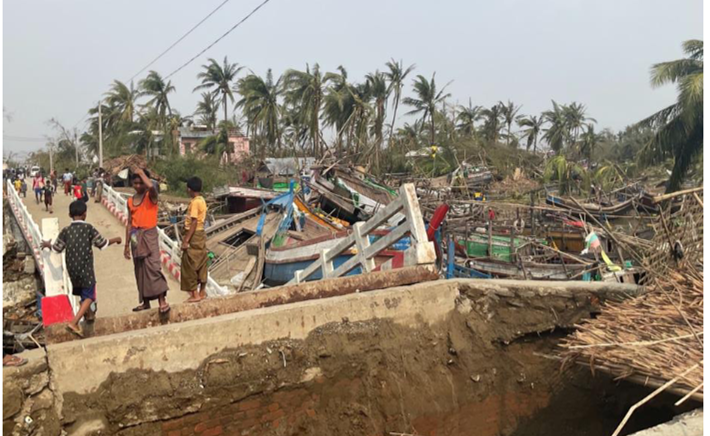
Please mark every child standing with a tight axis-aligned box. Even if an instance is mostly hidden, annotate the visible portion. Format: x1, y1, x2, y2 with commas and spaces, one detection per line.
181, 177, 208, 303
73, 182, 83, 201
13, 177, 21, 193
42, 200, 122, 337
43, 179, 54, 214
20, 179, 28, 198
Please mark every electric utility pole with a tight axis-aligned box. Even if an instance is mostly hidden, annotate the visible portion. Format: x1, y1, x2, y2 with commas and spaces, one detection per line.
98, 101, 103, 168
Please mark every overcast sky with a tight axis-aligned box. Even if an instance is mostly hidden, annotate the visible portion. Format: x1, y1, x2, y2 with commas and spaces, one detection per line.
3, 0, 703, 156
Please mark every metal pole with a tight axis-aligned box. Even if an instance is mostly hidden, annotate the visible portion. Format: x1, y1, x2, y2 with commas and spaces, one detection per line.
49, 142, 54, 174
98, 101, 104, 168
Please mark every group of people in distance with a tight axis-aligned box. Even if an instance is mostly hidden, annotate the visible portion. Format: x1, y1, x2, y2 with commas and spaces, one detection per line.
41, 167, 209, 338
11, 170, 56, 213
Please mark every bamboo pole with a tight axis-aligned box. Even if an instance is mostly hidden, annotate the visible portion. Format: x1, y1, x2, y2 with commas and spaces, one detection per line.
652, 187, 703, 204
611, 363, 702, 436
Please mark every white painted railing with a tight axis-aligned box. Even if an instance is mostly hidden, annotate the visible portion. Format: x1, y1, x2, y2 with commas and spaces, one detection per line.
6, 179, 44, 272
100, 183, 229, 296
5, 180, 78, 314
291, 183, 436, 284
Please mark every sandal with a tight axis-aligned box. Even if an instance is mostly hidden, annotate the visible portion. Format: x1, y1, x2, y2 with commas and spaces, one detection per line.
159, 304, 171, 314
132, 305, 150, 312
66, 324, 84, 338
3, 355, 27, 367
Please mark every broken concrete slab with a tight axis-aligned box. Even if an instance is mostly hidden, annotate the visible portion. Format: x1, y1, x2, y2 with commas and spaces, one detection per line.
627, 409, 703, 436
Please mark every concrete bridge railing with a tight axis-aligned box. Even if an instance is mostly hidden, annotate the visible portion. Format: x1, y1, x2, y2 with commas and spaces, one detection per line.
100, 183, 230, 297
5, 179, 78, 314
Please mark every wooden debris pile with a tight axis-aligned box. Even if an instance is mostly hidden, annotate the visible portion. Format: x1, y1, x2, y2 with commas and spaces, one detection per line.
560, 265, 703, 400
641, 188, 703, 278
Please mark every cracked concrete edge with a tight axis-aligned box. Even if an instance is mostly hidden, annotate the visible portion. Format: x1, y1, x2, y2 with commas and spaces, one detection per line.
627, 408, 703, 436
45, 279, 461, 397
3, 347, 64, 433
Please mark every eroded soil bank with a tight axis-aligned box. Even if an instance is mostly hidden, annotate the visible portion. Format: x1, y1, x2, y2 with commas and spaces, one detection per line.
49, 281, 696, 436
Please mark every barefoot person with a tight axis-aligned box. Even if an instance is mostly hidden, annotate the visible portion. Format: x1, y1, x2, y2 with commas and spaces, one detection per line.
125, 168, 170, 313
181, 177, 208, 303
43, 178, 54, 214
42, 200, 122, 337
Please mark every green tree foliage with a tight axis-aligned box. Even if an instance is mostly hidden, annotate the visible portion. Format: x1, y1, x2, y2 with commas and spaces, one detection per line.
517, 115, 543, 152
481, 103, 504, 144
544, 154, 589, 195
154, 154, 233, 194
456, 99, 483, 138
49, 48, 699, 187
139, 71, 175, 123
384, 59, 415, 140
194, 57, 242, 123
283, 64, 326, 156
638, 40, 703, 192
236, 69, 283, 155
499, 100, 521, 147
402, 73, 451, 145
194, 92, 219, 130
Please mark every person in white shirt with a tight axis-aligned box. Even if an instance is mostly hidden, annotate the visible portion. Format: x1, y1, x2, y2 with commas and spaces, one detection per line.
62, 168, 73, 196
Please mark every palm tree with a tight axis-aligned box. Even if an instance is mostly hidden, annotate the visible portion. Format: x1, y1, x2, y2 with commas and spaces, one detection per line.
384, 59, 415, 140
283, 64, 326, 155
105, 80, 138, 124
395, 120, 423, 152
499, 100, 522, 147
564, 102, 596, 144
323, 66, 355, 155
517, 115, 544, 152
200, 126, 231, 156
280, 106, 309, 152
235, 69, 283, 154
402, 73, 451, 145
194, 92, 219, 130
542, 100, 568, 153
346, 82, 374, 159
580, 124, 601, 161
481, 103, 504, 144
544, 154, 589, 195
139, 71, 175, 124
456, 99, 483, 137
638, 40, 703, 192
365, 71, 388, 173
194, 57, 243, 123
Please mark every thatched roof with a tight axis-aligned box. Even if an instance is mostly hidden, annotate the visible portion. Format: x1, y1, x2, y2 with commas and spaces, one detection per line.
560, 266, 703, 399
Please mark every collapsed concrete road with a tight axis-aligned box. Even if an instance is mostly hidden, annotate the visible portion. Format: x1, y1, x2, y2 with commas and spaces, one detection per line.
3, 278, 699, 436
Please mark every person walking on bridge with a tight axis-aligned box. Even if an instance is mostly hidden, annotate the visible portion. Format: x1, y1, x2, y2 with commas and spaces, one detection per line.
32, 172, 44, 204
125, 168, 171, 313
42, 200, 122, 337
62, 168, 73, 196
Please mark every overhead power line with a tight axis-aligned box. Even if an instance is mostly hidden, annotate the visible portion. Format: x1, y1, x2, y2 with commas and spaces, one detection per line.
68, 0, 271, 134
127, 0, 233, 83
165, 0, 273, 80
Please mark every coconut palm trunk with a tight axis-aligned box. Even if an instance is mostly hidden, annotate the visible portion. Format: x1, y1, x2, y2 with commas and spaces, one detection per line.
223, 92, 228, 123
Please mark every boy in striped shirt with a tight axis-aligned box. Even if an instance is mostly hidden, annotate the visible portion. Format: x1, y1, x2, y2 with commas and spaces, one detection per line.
42, 200, 122, 337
